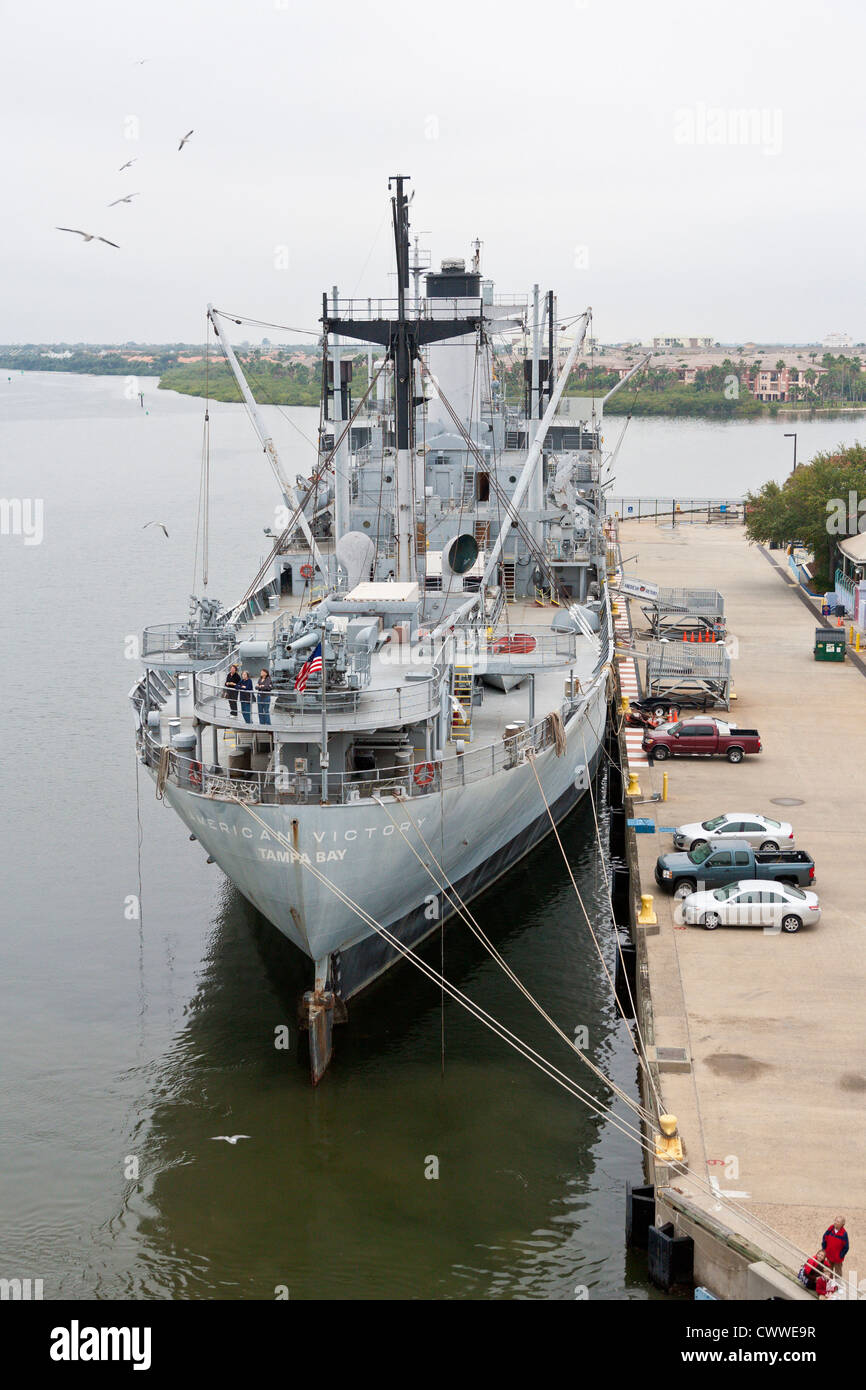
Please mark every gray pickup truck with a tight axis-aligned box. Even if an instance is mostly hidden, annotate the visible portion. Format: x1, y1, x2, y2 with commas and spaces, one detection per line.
655, 838, 815, 897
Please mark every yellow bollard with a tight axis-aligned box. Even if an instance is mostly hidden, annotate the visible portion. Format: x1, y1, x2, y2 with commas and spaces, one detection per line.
850, 624, 855, 645
611, 600, 620, 616
857, 632, 862, 654
654, 1113, 684, 1162
620, 695, 630, 713
626, 770, 641, 797
662, 770, 668, 802
637, 893, 657, 925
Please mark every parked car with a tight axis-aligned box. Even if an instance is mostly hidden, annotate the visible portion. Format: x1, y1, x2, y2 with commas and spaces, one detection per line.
680, 880, 821, 933
643, 717, 762, 763
672, 813, 794, 852
655, 839, 815, 897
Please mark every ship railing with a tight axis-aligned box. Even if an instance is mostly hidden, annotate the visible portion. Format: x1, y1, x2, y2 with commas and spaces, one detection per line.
192, 671, 441, 732
141, 624, 239, 663
139, 694, 586, 806
330, 296, 527, 321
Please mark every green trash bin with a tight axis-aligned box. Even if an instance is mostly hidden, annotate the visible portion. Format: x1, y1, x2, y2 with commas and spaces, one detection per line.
815, 627, 846, 661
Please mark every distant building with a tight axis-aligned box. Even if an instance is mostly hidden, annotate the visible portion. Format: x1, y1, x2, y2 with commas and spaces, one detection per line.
822, 331, 853, 353
653, 335, 715, 353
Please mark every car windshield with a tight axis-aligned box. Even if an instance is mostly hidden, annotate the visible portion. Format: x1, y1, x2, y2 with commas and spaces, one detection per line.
702, 816, 727, 830
688, 844, 713, 864
712, 884, 741, 901
784, 884, 806, 899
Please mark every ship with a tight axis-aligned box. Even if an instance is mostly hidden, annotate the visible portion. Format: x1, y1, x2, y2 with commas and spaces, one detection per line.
131, 175, 643, 1081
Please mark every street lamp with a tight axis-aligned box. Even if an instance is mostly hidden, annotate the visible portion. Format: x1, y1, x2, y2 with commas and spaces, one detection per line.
784, 432, 798, 476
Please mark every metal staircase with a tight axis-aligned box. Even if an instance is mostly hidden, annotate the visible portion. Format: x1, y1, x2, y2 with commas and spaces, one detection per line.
450, 666, 474, 741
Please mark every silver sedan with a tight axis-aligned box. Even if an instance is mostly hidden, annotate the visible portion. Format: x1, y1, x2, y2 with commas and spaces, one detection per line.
672, 812, 794, 852
681, 880, 821, 933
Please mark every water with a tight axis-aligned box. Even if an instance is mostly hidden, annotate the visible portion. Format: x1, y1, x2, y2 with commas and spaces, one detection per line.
3, 374, 861, 1301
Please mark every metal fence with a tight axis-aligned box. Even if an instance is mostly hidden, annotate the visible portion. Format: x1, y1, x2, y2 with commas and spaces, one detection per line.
140, 698, 580, 807
606, 497, 745, 524
194, 671, 441, 732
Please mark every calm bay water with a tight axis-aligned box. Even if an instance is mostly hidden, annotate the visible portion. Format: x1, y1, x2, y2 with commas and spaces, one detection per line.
2, 372, 863, 1301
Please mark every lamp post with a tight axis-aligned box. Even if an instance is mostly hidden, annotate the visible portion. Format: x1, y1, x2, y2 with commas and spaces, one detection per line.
784, 432, 798, 476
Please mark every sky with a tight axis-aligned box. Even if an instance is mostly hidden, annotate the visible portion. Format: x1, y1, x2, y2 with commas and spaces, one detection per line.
2, 0, 864, 345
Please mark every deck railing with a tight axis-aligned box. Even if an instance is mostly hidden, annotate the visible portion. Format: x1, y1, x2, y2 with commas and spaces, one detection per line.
193, 671, 441, 732
140, 695, 583, 807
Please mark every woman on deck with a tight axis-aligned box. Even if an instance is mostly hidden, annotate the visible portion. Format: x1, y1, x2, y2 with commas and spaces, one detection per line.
239, 671, 254, 724
256, 669, 273, 725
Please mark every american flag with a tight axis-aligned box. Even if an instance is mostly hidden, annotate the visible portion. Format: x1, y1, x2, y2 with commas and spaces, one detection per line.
294, 642, 323, 693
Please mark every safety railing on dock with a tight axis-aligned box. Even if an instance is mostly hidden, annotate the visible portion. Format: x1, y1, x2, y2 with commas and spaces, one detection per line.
606, 497, 745, 524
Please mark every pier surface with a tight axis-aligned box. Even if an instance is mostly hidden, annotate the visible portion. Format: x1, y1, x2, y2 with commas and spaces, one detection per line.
621, 519, 866, 1289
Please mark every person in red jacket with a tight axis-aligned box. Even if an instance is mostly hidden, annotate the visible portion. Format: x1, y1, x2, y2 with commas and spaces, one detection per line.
821, 1216, 849, 1274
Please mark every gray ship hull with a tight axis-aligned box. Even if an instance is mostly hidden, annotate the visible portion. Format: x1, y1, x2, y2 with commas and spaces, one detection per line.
157, 676, 608, 1000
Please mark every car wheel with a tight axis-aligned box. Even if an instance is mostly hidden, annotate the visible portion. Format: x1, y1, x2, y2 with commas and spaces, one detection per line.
674, 879, 697, 899
760, 840, 779, 852
689, 839, 707, 852
781, 914, 802, 934
653, 746, 669, 761
702, 912, 721, 930
726, 746, 744, 763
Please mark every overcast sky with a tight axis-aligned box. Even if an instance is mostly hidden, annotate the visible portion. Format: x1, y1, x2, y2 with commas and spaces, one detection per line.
2, 0, 863, 344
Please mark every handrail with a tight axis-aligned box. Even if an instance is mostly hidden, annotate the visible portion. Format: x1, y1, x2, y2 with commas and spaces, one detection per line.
139, 693, 585, 806
194, 671, 440, 732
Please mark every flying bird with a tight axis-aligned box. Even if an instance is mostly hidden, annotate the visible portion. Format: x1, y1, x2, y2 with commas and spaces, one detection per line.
56, 227, 119, 248
108, 193, 140, 206
132, 58, 151, 65
118, 158, 138, 171
178, 129, 194, 151
210, 1135, 250, 1145
143, 521, 169, 538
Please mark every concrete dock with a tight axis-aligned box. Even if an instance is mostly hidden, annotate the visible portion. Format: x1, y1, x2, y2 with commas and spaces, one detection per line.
617, 518, 866, 1296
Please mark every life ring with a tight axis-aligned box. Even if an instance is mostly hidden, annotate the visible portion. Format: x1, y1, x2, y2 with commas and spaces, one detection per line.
413, 762, 436, 787
491, 632, 536, 655
189, 760, 203, 787
299, 563, 314, 580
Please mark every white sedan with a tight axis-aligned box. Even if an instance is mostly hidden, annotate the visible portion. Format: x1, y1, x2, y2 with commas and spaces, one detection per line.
672, 813, 794, 852
681, 880, 820, 933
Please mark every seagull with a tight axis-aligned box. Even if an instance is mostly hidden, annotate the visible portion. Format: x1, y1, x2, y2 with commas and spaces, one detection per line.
118, 158, 138, 172
210, 1135, 250, 1145
108, 193, 140, 206
132, 58, 151, 66
143, 521, 169, 537
178, 129, 194, 151
56, 227, 119, 248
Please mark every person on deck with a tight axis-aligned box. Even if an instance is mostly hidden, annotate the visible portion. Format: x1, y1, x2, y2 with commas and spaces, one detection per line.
256, 669, 272, 725
239, 671, 254, 724
821, 1216, 849, 1275
224, 664, 241, 717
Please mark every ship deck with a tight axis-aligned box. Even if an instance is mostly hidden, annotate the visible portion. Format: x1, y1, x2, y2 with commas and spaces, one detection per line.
149, 596, 605, 778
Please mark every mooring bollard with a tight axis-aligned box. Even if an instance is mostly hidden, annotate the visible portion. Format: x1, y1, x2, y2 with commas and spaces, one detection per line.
620, 694, 630, 713
626, 770, 641, 797
637, 893, 657, 925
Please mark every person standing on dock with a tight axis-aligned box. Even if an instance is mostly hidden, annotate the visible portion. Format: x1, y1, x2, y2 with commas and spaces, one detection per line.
239, 671, 254, 724
256, 668, 272, 725
224, 663, 241, 717
821, 1216, 849, 1275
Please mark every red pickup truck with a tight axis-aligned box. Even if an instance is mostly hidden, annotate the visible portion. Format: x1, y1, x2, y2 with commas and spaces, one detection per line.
642, 717, 762, 764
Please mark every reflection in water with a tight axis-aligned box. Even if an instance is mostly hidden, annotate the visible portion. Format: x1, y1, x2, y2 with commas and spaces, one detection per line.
103, 790, 659, 1300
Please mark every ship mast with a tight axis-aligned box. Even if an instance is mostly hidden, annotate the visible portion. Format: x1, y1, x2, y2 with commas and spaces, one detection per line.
391, 174, 415, 582
322, 175, 483, 584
